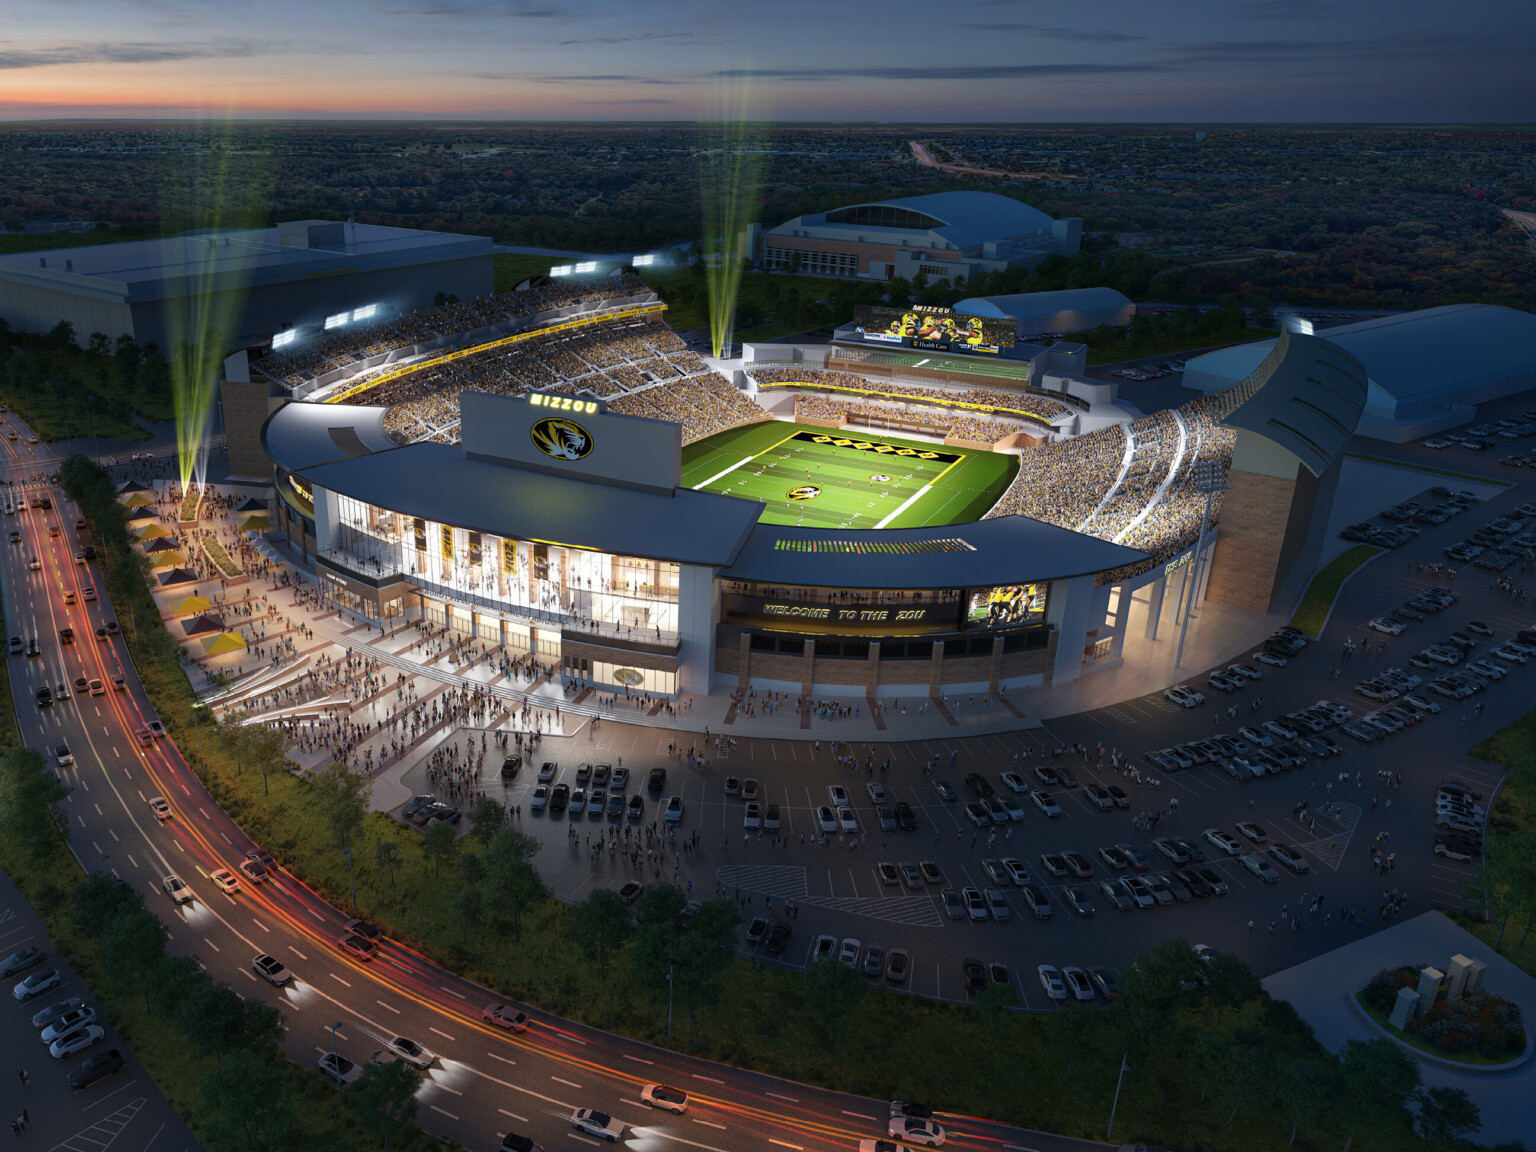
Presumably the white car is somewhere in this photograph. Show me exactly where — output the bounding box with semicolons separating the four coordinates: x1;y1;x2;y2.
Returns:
641;1083;689;1114
163;874;193;905
1203;828;1241;856
816;805;838;833
1036;965;1068;1001
999;770;1029;795
865;782;888;805
1001;857;1030;885
252;954;292;987
828;784;851;807
1492;644;1530;664
1238;725;1273;747
1228;663;1261;680
837;806;859;833
1241;854;1280;883
1030;790;1061;818
1164;685;1205;707
889;1115;947;1146
983;888;1011;921
382;1036;435;1070
1468;660;1505;680
210;868;241;895
148;796;172;820
48;1023;105;1060
317;1053;362;1087
39;1007;96;1045
1252;651;1287;667
1402;694;1441;714
1366;617;1406;636
838;938;862;968
1062;966;1095;1001
663;795;683;823
571;1108;626;1142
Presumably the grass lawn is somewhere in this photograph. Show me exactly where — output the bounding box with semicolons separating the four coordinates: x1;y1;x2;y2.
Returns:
1289;545;1385;637
1085;327;1279;366
491;253;559;293
200;535;243;577
0;383;154;442
680;420;1016;528
1344;452;1516;488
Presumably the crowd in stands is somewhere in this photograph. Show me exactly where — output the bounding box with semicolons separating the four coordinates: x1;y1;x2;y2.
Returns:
791;394;1022;447
748;365;1074;425
609;373;767;443
988;425;1127;529
256;271;652;386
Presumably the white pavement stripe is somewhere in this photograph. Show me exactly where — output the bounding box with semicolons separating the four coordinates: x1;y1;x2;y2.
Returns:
202;937;220;952
486;1052;518;1067
499;1109;530;1122
428;1105;458;1120
330;974;350;987
551;1076;581;1088
376;1000;400;1014
692;1074;725;1084
429;1026;455;1040
622;1054;653;1064
765;1092;799;1103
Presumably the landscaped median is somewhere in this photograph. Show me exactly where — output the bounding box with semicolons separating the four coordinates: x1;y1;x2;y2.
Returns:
1290;544;1385;638
199;533;244;580
1353;968;1531;1071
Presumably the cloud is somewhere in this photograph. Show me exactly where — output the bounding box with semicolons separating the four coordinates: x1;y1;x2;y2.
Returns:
712;63;1167;81
556;31;718;45
954;24;1147;43
1241;0;1346;17
533;73;687;85
572;98;677;104
374;0;565;17
1172;37;1463;64
0;41;257;70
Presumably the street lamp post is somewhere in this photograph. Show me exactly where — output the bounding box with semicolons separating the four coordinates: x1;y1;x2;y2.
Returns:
1173;460;1228;670
329;1020;345;1107
1106;1054;1130;1141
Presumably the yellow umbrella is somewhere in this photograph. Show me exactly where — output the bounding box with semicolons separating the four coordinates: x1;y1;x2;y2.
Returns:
121;492;153;508
148;550;187;568
170;594;214;615
202;632;248;656
238;514;269;531
136;523;171;541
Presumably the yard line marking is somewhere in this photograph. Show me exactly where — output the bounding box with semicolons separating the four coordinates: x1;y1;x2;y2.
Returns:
551;1076;581;1088
376;1000;400;1014
428;1026;455;1041
692;456;757;490
874;484;932;529
329;974;350;987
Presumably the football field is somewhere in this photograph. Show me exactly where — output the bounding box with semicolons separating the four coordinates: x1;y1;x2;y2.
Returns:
680;421;1017;529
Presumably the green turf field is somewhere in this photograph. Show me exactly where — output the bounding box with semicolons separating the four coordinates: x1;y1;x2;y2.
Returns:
680;421;1017;529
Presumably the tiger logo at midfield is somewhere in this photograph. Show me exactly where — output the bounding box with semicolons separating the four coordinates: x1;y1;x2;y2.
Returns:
530;417;593;461
786;485;822;501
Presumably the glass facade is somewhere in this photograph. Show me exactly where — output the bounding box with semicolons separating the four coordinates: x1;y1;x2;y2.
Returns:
331;493;680;641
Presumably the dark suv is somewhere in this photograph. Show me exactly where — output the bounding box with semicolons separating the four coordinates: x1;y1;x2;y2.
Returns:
67;1049;124;1091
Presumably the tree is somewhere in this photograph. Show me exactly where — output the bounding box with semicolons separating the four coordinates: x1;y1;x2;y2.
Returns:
177;978;283;1073
1112;938;1201;1053
1184;1028;1227;1104
311;761;372;853
354;1055;421;1150
1276;1058;1333;1148
245;723;289;797
467;796;506;844
374;840;403;887
801;955;864;1044
0;747;73;863
1203;950;1259;1026
421;818;458;877
1415;1085;1480;1144
975;980;1017;1041
448;883;483;943
1338;1038;1421;1152
671;899;741;1037
479;826;544;941
47;320;76;349
67;872;141;939
569;888;631;979
96;907;167;1013
1042;996;1094;1085
1221;1028;1273;1125
199;1049;297;1152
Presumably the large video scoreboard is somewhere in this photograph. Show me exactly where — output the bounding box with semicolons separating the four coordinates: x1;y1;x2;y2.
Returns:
851;305;1015;356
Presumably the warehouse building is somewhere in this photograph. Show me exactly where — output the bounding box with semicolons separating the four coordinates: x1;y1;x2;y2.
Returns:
0;219;491;351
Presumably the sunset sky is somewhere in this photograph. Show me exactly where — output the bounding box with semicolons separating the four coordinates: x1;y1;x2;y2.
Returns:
1;0;1532;121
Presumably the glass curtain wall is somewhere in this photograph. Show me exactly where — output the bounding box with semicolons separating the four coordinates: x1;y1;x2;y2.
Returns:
332;494;680;636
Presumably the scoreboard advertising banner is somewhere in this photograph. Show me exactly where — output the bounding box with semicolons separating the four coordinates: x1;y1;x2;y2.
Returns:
851;306;1016;356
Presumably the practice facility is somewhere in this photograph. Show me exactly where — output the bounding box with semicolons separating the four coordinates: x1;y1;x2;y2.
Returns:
0;219;491;350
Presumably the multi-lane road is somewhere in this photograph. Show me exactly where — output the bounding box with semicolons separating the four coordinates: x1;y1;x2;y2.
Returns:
1;427;1106;1152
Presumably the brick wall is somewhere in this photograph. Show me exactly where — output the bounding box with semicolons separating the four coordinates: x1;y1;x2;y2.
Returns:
224;382;278;481
1205;468;1298;611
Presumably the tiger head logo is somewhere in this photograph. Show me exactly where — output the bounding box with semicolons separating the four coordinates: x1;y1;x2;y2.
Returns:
531;417;593;461
787;485;821;501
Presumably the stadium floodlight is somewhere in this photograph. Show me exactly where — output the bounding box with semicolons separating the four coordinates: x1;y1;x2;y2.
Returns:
574;261;598;274
351;304;377;322
325;312;349;330
632;253;657;267
272;330;296;349
549;265;572;278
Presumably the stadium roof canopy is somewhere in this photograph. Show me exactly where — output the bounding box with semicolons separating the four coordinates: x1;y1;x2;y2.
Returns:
1220;332;1369;476
789;191;1056;250
955;287;1132;322
1184;304;1536;409
261;402;398;473
296;443;764;568
721;518;1147;590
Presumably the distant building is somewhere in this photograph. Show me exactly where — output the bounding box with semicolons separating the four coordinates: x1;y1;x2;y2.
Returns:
1181;304;1536;442
954;287;1134;337
0;219;491;350
743;191;1081;284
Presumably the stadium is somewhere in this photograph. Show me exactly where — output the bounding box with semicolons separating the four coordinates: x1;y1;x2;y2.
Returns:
230;236;1367;702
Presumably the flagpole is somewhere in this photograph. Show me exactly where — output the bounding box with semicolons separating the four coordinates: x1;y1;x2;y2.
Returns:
1106;1054;1130;1141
